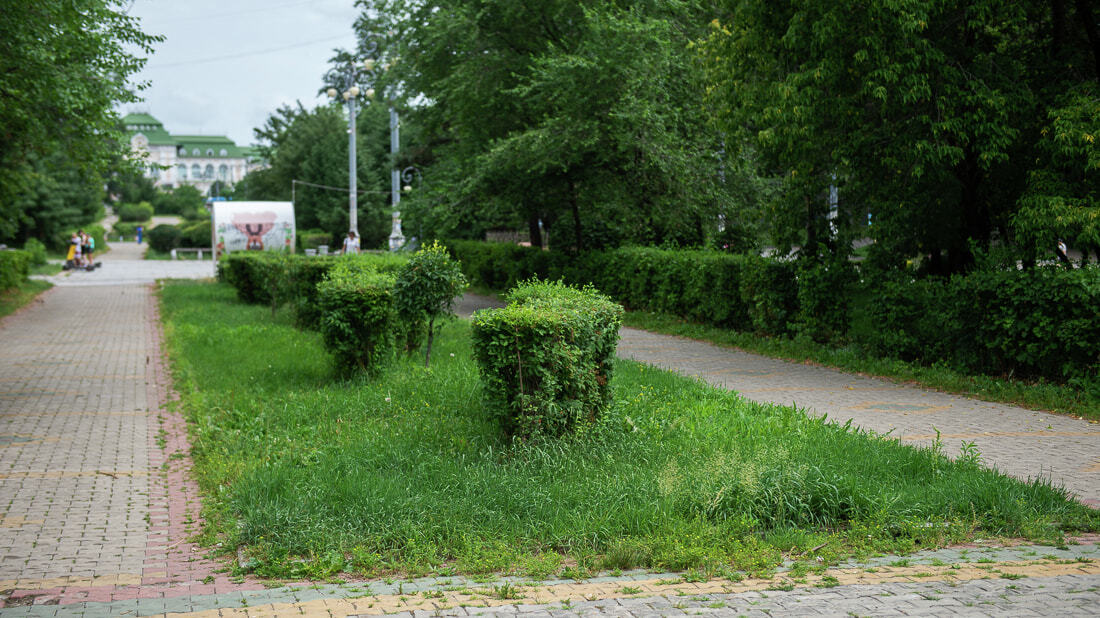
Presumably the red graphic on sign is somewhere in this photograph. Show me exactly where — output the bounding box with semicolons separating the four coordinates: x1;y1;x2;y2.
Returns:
231;212;277;251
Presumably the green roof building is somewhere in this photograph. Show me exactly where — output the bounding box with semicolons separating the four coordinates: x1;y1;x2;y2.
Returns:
123;113;264;192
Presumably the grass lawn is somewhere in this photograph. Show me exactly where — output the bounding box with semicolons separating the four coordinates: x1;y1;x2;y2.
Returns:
160;280;1098;581
0;279;52;320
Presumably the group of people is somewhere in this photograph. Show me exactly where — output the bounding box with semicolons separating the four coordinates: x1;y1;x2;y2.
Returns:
66;230;96;269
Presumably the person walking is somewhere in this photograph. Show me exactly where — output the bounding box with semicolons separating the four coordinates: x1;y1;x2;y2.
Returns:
136;225;144;244
342;230;360;255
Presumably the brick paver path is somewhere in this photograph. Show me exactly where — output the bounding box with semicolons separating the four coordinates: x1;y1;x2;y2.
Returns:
0;284;1095;616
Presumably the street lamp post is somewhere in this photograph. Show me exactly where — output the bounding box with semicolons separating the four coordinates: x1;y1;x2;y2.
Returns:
324;55;376;239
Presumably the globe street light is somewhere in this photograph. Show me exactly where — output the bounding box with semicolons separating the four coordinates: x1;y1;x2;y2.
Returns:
323;53;376;239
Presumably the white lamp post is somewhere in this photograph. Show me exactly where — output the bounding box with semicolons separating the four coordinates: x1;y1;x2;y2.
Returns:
324;56;377;239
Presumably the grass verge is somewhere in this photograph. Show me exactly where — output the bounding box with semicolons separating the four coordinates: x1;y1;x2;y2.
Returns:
0;279;52;320
623;311;1098;421
160;280;1098;581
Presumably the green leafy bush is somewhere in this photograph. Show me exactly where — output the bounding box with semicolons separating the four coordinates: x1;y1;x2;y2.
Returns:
179;220;212;247
21;238;48;266
393;242;468;366
111;221;140;240
317;260;398;374
218;252;274;304
147;224;182;253
0;250;31;291
117;201;154;223
794;257;858;343
860;266;1100;382
471;280;623;438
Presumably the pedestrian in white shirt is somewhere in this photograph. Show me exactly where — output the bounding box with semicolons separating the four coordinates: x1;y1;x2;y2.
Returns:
342;230;360;255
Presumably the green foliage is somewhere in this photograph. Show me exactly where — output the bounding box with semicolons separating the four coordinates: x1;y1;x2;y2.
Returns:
117;201;155;223
111;222;141;240
0;250;32;292
471;280;623;438
393;242;468;366
449;241;800;337
317;260;398;374
21;238;48;266
699;0;1100;273
147;224;182;254
374;1;736;249
153;185;205;216
793;257;857;344
218;252;275;304
860;267;1100;383
179;220;212;247
0;0;159;243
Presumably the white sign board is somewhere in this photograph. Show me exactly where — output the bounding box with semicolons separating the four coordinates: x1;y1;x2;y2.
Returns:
211;201;295;259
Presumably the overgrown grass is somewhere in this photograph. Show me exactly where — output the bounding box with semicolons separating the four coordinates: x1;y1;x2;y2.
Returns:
160;280;1098;581
0;279;51;319
624;311;1099;421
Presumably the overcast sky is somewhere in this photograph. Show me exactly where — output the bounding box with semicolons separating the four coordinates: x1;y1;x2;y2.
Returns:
122;0;361;146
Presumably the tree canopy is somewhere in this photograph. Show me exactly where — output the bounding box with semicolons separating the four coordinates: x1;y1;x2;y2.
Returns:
0;0;160;244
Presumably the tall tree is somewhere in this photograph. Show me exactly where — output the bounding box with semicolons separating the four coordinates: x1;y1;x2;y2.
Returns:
0;0;160;243
700;0;1100;272
359;0;736;249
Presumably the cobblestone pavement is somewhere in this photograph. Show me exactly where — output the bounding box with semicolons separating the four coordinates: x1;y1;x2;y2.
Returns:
33;241;213;287
0;287;1096;616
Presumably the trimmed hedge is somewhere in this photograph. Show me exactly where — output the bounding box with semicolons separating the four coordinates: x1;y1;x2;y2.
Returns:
179;220;212;247
148;224;182;253
471;280;624;438
0;250;31;292
117;202;154;223
449;241;1099;384
860;267;1100;383
448;242;800;337
317;260;398;374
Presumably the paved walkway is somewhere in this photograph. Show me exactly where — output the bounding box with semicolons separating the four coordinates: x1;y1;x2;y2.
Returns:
0;280;1095;616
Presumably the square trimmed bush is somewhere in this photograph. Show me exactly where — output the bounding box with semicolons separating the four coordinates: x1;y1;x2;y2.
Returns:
471;280;624;438
317;261;398;374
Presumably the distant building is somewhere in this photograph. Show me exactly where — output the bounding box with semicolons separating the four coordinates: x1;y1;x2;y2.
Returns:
123;112;264;193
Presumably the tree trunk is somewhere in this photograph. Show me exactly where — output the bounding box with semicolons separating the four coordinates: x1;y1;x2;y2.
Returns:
527;213;542;249
569;179;583;252
804;194;818;259
424;316;435;368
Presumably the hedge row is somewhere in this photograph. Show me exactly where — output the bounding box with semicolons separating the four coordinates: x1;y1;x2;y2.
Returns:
860;268;1100;382
0;250;31;292
448;241;816;338
447;241;1098;383
471;280;623;439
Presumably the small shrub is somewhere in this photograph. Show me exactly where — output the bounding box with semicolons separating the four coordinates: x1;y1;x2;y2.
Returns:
147;224;182;253
794;257;858;343
317;260;397;374
179;220;212;247
393;242;468;367
0;250;31;292
112;221;140;240
218;252;274;304
117;201;155;223
471;280;623;438
21;238;48;266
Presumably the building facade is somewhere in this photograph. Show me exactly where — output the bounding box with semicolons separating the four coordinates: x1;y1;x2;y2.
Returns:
123;113;264;193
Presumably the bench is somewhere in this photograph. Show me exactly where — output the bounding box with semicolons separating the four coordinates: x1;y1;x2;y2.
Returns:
170;248;211;260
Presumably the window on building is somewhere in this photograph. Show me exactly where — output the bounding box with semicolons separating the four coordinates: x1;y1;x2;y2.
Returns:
206;148;214;156
191;164;201;178
179;146;186;156
192;148;200;156
178;164;187;179
218;164;229;180
204;164;214;178
219;148;228;157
